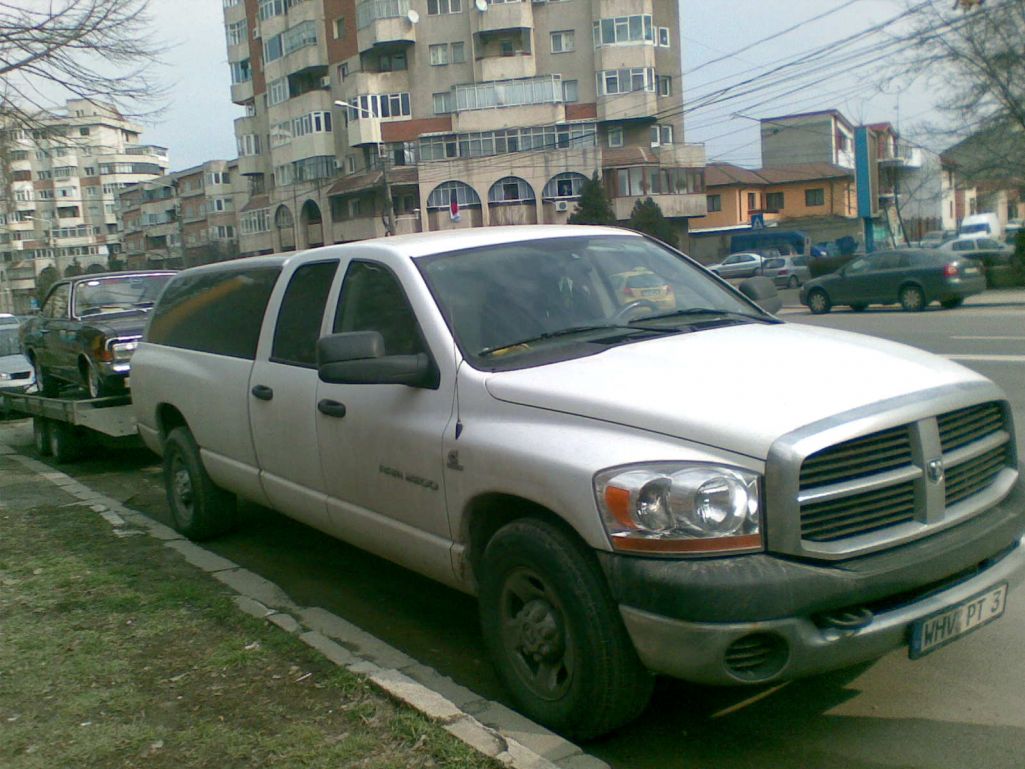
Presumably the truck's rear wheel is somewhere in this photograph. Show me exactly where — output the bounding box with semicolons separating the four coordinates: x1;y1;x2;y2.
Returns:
163;426;236;540
48;421;83;464
478;518;653;740
32;418;52;457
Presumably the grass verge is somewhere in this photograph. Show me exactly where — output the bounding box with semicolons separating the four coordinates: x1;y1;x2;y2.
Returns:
0;480;499;769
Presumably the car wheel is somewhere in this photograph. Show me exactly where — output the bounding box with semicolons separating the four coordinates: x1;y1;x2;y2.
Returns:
787;276;799;288
84;360;123;399
30;355;58;397
899;285;926;312
940;297;964;309
48;421;84;464
163;426;237;540
807;289;832;314
850;303;868;312
478;518;653;740
32;418;52;457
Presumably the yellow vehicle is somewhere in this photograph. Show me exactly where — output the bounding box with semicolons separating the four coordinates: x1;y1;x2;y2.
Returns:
610;268;676;310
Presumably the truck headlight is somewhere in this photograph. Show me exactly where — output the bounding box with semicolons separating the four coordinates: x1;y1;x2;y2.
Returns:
0;372;11;381
595;463;762;555
110;341;138;363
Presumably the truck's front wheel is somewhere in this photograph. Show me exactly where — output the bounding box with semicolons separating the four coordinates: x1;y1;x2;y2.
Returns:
478;518;653;740
163;426;236;540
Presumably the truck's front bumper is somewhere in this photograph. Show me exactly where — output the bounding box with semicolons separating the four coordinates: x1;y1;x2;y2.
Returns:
602;480;1025;685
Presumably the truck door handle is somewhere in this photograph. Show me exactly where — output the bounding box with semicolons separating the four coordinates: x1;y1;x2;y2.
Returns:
250;384;274;401
317;399;346;418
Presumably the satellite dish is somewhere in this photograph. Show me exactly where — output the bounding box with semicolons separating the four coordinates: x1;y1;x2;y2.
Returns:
406;8;419;24
475;0;488;11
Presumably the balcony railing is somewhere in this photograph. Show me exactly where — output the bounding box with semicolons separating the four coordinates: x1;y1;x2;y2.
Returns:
356;0;409;28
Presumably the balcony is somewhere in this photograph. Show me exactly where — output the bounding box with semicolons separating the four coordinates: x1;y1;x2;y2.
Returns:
231;79;254;105
597;90;657;122
479;53;536;81
347;117;382;147
340;71;410;102
612;193;706;220
595;0;654;16
356;0;416;54
878;146;923;170
476;1;533;33
594;43;654;72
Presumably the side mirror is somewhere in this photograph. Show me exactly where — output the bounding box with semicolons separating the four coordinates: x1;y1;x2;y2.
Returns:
317;331;439;389
737;276;782;314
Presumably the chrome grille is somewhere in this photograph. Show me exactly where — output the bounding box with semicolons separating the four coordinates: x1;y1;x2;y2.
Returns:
797;401;1011;545
799;425;912;488
946;445;1010;506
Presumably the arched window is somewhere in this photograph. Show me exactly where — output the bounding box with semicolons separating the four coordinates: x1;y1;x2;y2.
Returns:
487;176;535;204
542;172;589;200
426;180;481;210
274;205;294;228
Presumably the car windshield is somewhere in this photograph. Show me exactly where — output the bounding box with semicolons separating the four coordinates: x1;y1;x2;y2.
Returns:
0;327;21;356
418;234;769;370
73;274;173;318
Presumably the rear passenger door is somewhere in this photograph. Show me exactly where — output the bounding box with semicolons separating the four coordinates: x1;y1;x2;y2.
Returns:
249;258;340;533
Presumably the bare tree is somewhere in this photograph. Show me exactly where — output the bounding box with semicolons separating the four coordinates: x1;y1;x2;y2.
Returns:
907;0;1025;181
0;0;166;128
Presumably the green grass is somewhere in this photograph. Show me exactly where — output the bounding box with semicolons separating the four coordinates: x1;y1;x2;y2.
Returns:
0;497;499;769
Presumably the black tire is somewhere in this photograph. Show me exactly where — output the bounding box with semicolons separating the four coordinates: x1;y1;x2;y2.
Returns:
787;275;799;288
31;354;58;397
84;360;123;399
849;303;868;312
48;421;83;464
940;297;964;309
807;289;832;315
899;284;926;312
478;519;653;740
32;418;52;457
163;426;237;540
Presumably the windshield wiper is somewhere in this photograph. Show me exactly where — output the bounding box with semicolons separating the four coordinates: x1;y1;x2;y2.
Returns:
629;308;774;326
477;324;673;357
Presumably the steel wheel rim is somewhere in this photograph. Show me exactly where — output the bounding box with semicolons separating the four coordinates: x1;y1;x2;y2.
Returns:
170;454;195;526
498;567;574;702
903;287;923;310
810;292;827;312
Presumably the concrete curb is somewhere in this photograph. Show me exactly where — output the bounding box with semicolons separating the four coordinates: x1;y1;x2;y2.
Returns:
1;445;609;769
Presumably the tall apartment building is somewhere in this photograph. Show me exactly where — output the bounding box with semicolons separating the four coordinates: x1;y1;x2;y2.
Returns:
222;0;706;256
0;100;169;313
119;160;242;269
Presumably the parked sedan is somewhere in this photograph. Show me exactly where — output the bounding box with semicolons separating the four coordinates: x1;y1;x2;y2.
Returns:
0;318;34;396
20;271;175;397
799;249;985;314
761;255;811;288
706;252;763;279
937;237;1015;287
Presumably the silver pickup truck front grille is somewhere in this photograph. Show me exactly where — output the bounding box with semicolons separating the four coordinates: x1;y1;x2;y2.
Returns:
795;401;1015;550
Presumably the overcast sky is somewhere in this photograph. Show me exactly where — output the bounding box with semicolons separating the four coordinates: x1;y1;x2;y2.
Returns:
136;0;946;172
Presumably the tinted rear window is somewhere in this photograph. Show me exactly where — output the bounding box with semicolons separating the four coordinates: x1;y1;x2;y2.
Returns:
146;266;280;359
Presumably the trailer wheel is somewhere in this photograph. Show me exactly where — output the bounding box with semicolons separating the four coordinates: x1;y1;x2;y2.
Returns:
32;418;52;457
48;421;83;464
163;426;236;540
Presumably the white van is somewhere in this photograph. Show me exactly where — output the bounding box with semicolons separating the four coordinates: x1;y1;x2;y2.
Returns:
959;213;1002;240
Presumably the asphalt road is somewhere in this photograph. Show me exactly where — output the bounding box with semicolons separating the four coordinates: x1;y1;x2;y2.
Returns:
4;294;1024;769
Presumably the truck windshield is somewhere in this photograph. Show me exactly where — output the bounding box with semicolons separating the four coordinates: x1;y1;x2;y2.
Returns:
418;235;769;370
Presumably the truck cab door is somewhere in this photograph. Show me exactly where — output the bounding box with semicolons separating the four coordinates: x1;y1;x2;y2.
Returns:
248;259;340;533
315;259;456;583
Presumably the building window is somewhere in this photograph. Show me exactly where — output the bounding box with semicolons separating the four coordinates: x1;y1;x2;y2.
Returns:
427;0;461;14
766;191;784;211
430;44;449;65
227;19;248;46
593;15;654;47
551;30;574;53
268;77;289;105
334;17;345;38
657;27;670;47
597;67;655;96
542;172;588;199
657;75;671;97
433;92;454;114
488;176;535;204
562;80;578;103
338;62;349;80
347;92;411;120
805;188;825;207
747;192;758;210
650;124;673;147
427;180;480;209
607;126;623;148
707;194;722;212
451;42;466;63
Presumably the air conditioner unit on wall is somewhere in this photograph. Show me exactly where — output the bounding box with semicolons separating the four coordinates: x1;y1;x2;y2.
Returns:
554;200;569;213
320;76;331;89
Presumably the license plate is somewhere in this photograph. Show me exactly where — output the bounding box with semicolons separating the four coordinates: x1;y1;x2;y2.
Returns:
964;267;980;275
909;583;1007;659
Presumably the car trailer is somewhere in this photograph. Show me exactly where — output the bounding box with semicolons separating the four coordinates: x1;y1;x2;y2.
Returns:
0;390;138;463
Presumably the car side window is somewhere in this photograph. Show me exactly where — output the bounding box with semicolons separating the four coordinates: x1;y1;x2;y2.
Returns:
333;261;426;357
979;239;1000;249
952;240;972;251
876;253;901;269
43;284;70;319
845;258;869;274
270;261;338;367
146;266;280;359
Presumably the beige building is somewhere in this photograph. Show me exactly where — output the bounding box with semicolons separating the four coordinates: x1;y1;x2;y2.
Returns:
0;99;169;313
119;161;243;269
223;0;706;256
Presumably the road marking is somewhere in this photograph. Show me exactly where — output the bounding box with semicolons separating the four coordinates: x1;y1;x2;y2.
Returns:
947;354;1025;363
951;336;1025;342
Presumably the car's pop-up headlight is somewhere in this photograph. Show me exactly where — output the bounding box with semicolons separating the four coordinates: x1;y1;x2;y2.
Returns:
595;463;762;554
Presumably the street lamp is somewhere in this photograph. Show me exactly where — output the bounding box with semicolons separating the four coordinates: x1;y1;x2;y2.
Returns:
335;99;396;236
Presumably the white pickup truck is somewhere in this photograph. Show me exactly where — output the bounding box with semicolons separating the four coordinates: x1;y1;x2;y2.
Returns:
131;225;1024;739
